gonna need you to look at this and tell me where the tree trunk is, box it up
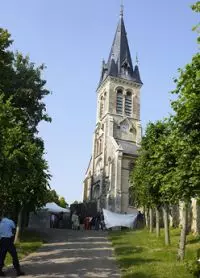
[14,207,23,243]
[163,205,170,245]
[177,202,188,261]
[156,207,160,237]
[149,207,153,233]
[145,209,149,228]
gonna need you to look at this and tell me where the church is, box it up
[83,7,143,213]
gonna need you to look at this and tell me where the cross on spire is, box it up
[120,0,124,17]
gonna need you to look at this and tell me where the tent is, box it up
[43,202,70,213]
[28,203,70,229]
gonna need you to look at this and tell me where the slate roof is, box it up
[116,139,139,156]
[99,12,142,86]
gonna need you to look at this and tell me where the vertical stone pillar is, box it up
[114,151,123,213]
[108,116,114,137]
[105,162,112,210]
[132,92,134,118]
[99,169,103,195]
[87,176,92,200]
[123,90,126,117]
[91,132,96,173]
[136,122,142,145]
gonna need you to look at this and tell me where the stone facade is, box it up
[83,10,142,213]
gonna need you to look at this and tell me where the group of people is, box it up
[0,214,25,277]
[71,212,105,231]
[0,210,144,277]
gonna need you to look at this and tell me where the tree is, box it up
[0,29,51,133]
[44,189,60,204]
[158,1,200,259]
[191,1,200,44]
[59,197,68,208]
[0,95,51,241]
[131,1,200,255]
[0,28,14,92]
[170,52,200,260]
[0,28,52,241]
[130,121,170,237]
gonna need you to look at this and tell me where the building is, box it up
[83,6,143,213]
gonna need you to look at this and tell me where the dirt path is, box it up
[5,229,121,278]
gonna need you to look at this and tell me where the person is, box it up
[50,214,56,228]
[90,216,95,230]
[0,215,25,276]
[58,212,64,229]
[100,211,105,231]
[79,215,84,231]
[84,216,90,230]
[95,213,101,231]
[88,216,93,230]
[71,213,79,230]
[136,211,144,229]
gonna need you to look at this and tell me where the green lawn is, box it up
[109,228,200,278]
[5,229,43,266]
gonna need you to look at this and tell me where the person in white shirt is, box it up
[71,213,79,230]
[0,215,25,277]
[50,214,56,228]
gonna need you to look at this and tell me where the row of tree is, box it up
[0,28,54,240]
[130,2,200,260]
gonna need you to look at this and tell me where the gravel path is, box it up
[5,229,121,278]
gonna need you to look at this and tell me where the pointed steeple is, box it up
[99,6,142,86]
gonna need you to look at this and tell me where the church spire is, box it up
[99,5,142,86]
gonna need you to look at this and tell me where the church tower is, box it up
[83,6,143,213]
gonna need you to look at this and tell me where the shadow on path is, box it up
[5,229,121,278]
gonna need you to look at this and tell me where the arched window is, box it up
[129,186,134,206]
[116,89,123,114]
[125,91,132,116]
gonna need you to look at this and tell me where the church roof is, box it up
[99,8,142,86]
[116,139,139,156]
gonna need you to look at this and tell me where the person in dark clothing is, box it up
[90,216,95,230]
[0,215,25,277]
[100,211,105,230]
[95,213,101,231]
[58,212,64,229]
[136,211,144,229]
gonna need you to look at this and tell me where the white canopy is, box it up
[103,209,138,229]
[43,202,70,213]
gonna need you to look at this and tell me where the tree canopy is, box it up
[0,28,51,219]
[130,1,200,259]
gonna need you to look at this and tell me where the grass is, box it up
[5,229,43,266]
[109,228,200,278]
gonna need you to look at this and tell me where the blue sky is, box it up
[0,0,199,204]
